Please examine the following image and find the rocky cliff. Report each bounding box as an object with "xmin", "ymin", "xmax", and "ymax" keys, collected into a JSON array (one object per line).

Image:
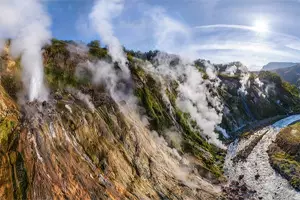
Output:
[{"xmin": 1, "ymin": 39, "xmax": 300, "ymax": 199}]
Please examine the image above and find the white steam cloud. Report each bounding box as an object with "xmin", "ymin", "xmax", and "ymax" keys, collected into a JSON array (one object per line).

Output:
[
  {"xmin": 67, "ymin": 88, "xmax": 95, "ymax": 112},
  {"xmin": 89, "ymin": 0, "xmax": 130, "ymax": 77},
  {"xmin": 148, "ymin": 53, "xmax": 225, "ymax": 148},
  {"xmin": 255, "ymin": 77, "xmax": 264, "ymax": 88},
  {"xmin": 85, "ymin": 0, "xmax": 138, "ymax": 107},
  {"xmin": 76, "ymin": 59, "xmax": 137, "ymax": 109},
  {"xmin": 0, "ymin": 0, "xmax": 51, "ymax": 101},
  {"xmin": 238, "ymin": 73, "xmax": 250, "ymax": 95},
  {"xmin": 85, "ymin": 2, "xmax": 226, "ymax": 148},
  {"xmin": 224, "ymin": 65, "xmax": 237, "ymax": 76}
]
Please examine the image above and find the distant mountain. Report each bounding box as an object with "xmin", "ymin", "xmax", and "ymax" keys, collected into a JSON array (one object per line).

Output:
[
  {"xmin": 272, "ymin": 64, "xmax": 300, "ymax": 87},
  {"xmin": 262, "ymin": 62, "xmax": 298, "ymax": 70}
]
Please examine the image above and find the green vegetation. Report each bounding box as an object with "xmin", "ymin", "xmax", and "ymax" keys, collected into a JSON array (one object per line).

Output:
[
  {"xmin": 127, "ymin": 52, "xmax": 134, "ymax": 63},
  {"xmin": 0, "ymin": 74, "xmax": 22, "ymax": 100},
  {"xmin": 218, "ymin": 73, "xmax": 240, "ymax": 80},
  {"xmin": 0, "ymin": 86, "xmax": 28, "ymax": 199},
  {"xmin": 270, "ymin": 151, "xmax": 300, "ymax": 190},
  {"xmin": 11, "ymin": 152, "xmax": 29, "ymax": 200},
  {"xmin": 87, "ymin": 40, "xmax": 108, "ymax": 59},
  {"xmin": 133, "ymin": 71, "xmax": 173, "ymax": 131},
  {"xmin": 131, "ymin": 64, "xmax": 225, "ymax": 181},
  {"xmin": 44, "ymin": 39, "xmax": 91, "ymax": 89},
  {"xmin": 0, "ymin": 118, "xmax": 16, "ymax": 151},
  {"xmin": 259, "ymin": 71, "xmax": 282, "ymax": 86},
  {"xmin": 46, "ymin": 39, "xmax": 70, "ymax": 58},
  {"xmin": 45, "ymin": 63, "xmax": 89, "ymax": 89},
  {"xmin": 282, "ymin": 81, "xmax": 300, "ymax": 97},
  {"xmin": 268, "ymin": 122, "xmax": 300, "ymax": 191}
]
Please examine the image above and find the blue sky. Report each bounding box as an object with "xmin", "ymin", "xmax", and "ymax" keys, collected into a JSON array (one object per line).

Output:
[{"xmin": 45, "ymin": 0, "xmax": 300, "ymax": 69}]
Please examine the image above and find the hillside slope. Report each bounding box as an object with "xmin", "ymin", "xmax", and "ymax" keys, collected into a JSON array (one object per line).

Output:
[
  {"xmin": 262, "ymin": 62, "xmax": 298, "ymax": 70},
  {"xmin": 270, "ymin": 64, "xmax": 300, "ymax": 88},
  {"xmin": 0, "ymin": 40, "xmax": 300, "ymax": 199}
]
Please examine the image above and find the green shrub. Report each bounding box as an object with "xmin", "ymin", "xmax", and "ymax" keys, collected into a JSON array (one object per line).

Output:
[
  {"xmin": 259, "ymin": 71, "xmax": 282, "ymax": 86},
  {"xmin": 87, "ymin": 40, "xmax": 107, "ymax": 58},
  {"xmin": 282, "ymin": 81, "xmax": 299, "ymax": 97},
  {"xmin": 1, "ymin": 74, "xmax": 22, "ymax": 100}
]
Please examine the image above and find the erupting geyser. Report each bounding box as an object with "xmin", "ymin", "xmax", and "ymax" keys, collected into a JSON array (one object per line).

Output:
[{"xmin": 0, "ymin": 0, "xmax": 51, "ymax": 102}]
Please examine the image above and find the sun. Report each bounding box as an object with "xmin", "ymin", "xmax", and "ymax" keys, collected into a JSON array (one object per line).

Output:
[{"xmin": 253, "ymin": 19, "xmax": 269, "ymax": 33}]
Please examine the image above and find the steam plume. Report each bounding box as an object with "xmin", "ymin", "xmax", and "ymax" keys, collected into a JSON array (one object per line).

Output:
[
  {"xmin": 86, "ymin": 0, "xmax": 138, "ymax": 108},
  {"xmin": 238, "ymin": 73, "xmax": 250, "ymax": 95},
  {"xmin": 149, "ymin": 53, "xmax": 225, "ymax": 148},
  {"xmin": 224, "ymin": 65, "xmax": 237, "ymax": 76},
  {"xmin": 67, "ymin": 88, "xmax": 95, "ymax": 112},
  {"xmin": 255, "ymin": 77, "xmax": 264, "ymax": 87},
  {"xmin": 0, "ymin": 0, "xmax": 51, "ymax": 101},
  {"xmin": 89, "ymin": 0, "xmax": 130, "ymax": 77}
]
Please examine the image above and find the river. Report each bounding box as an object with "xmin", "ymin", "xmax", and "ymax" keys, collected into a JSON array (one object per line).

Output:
[{"xmin": 224, "ymin": 114, "xmax": 300, "ymax": 200}]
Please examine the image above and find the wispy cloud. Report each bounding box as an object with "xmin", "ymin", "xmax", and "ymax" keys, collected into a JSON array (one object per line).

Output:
[
  {"xmin": 74, "ymin": 1, "xmax": 300, "ymax": 70},
  {"xmin": 149, "ymin": 17, "xmax": 300, "ymax": 69}
]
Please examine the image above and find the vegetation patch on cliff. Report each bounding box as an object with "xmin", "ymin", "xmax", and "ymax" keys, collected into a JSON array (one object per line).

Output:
[{"xmin": 268, "ymin": 122, "xmax": 300, "ymax": 191}]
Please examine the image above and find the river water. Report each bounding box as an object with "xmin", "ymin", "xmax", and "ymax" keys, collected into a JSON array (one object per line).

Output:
[{"xmin": 224, "ymin": 115, "xmax": 300, "ymax": 200}]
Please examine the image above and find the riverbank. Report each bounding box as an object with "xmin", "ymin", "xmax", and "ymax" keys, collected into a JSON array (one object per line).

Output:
[
  {"xmin": 224, "ymin": 115, "xmax": 300, "ymax": 200},
  {"xmin": 268, "ymin": 122, "xmax": 300, "ymax": 191}
]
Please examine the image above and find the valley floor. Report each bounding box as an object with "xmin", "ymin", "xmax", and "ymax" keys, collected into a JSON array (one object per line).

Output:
[{"xmin": 224, "ymin": 115, "xmax": 300, "ymax": 200}]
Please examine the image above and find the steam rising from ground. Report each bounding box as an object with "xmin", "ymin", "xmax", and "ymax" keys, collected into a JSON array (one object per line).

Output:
[
  {"xmin": 77, "ymin": 60, "xmax": 136, "ymax": 106},
  {"xmin": 255, "ymin": 77, "xmax": 264, "ymax": 87},
  {"xmin": 125, "ymin": 110, "xmax": 221, "ymax": 195},
  {"xmin": 0, "ymin": 0, "xmax": 51, "ymax": 101},
  {"xmin": 175, "ymin": 64, "xmax": 225, "ymax": 148},
  {"xmin": 86, "ymin": 0, "xmax": 138, "ymax": 107},
  {"xmin": 224, "ymin": 65, "xmax": 237, "ymax": 76},
  {"xmin": 144, "ymin": 53, "xmax": 225, "ymax": 148},
  {"xmin": 67, "ymin": 88, "xmax": 95, "ymax": 112},
  {"xmin": 86, "ymin": 1, "xmax": 225, "ymax": 147},
  {"xmin": 89, "ymin": 0, "xmax": 130, "ymax": 77},
  {"xmin": 238, "ymin": 73, "xmax": 250, "ymax": 95}
]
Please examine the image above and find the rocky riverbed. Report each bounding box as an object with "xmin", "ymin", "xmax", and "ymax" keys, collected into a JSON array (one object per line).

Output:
[{"xmin": 224, "ymin": 115, "xmax": 300, "ymax": 200}]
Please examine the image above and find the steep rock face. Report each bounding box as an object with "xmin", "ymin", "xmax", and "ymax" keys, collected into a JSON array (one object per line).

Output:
[
  {"xmin": 0, "ymin": 41, "xmax": 224, "ymax": 199},
  {"xmin": 215, "ymin": 64, "xmax": 300, "ymax": 134},
  {"xmin": 0, "ymin": 85, "xmax": 27, "ymax": 200},
  {"xmin": 1, "ymin": 90, "xmax": 223, "ymax": 199}
]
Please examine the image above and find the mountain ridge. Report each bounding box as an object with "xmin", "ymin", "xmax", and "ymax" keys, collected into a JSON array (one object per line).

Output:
[{"xmin": 262, "ymin": 62, "xmax": 299, "ymax": 70}]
